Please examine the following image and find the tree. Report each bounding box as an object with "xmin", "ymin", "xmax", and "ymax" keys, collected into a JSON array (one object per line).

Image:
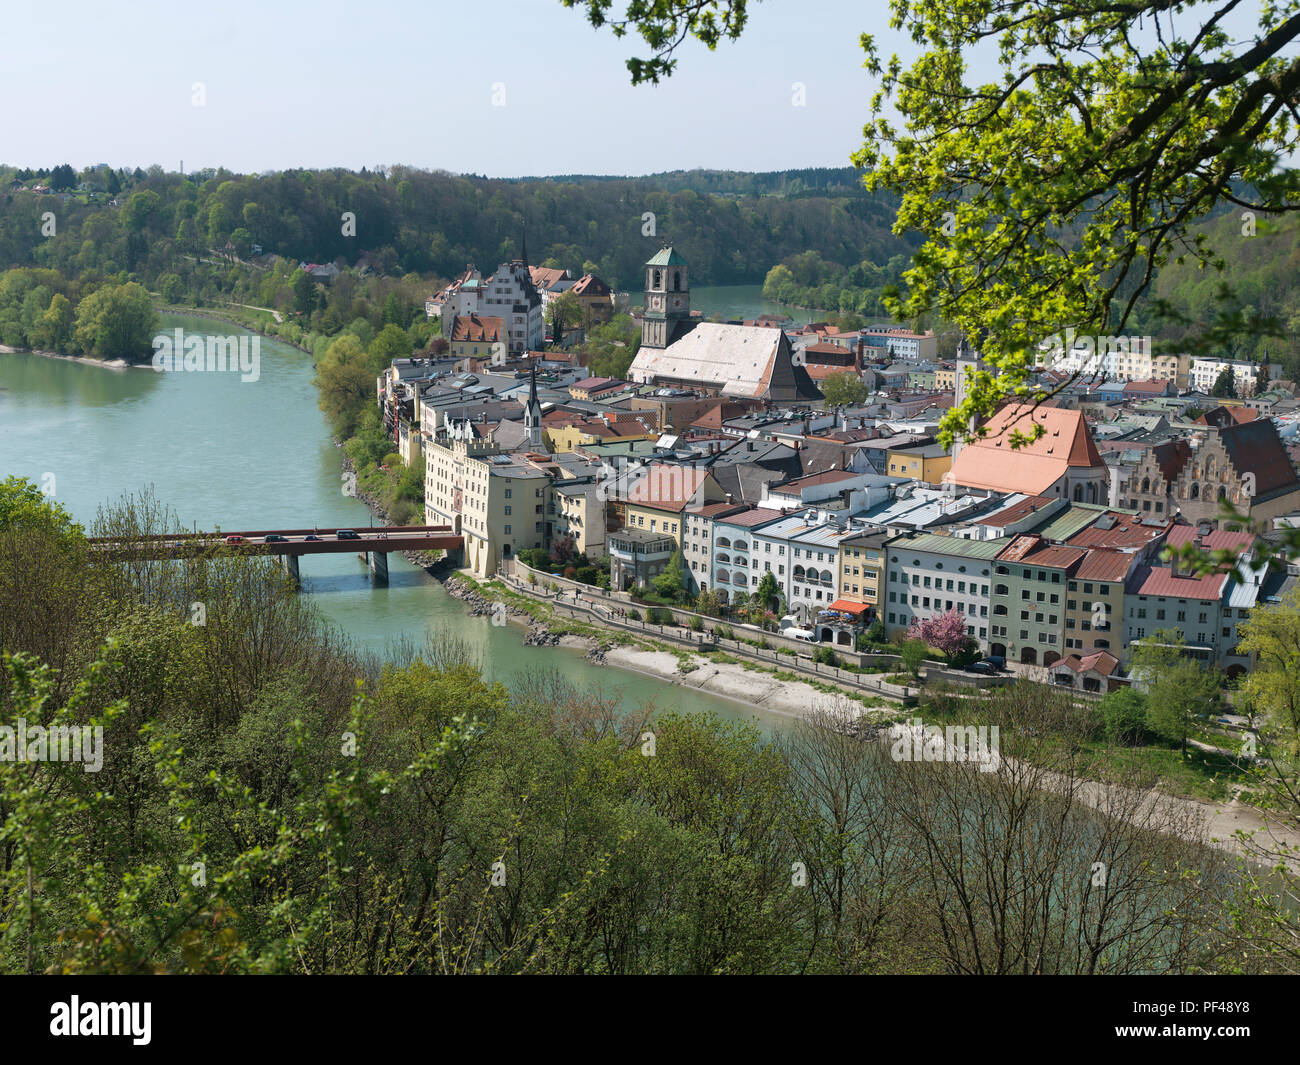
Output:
[
  {"xmin": 1210, "ymin": 367, "xmax": 1236, "ymax": 398},
  {"xmin": 367, "ymin": 323, "xmax": 412, "ymax": 374},
  {"xmin": 1238, "ymin": 588, "xmax": 1300, "ymax": 752},
  {"xmin": 48, "ymin": 163, "xmax": 76, "ymax": 191},
  {"xmin": 900, "ymin": 638, "xmax": 927, "ymax": 679},
  {"xmin": 905, "ymin": 609, "xmax": 974, "ymax": 663},
  {"xmin": 313, "ymin": 334, "xmax": 375, "ymax": 440},
  {"xmin": 1097, "ymin": 688, "xmax": 1149, "ymax": 746},
  {"xmin": 571, "ymin": 0, "xmax": 1300, "ymax": 452},
  {"xmin": 819, "ymin": 371, "xmax": 868, "ymax": 408},
  {"xmin": 290, "ymin": 269, "xmax": 317, "ymax": 315},
  {"xmin": 72, "ymin": 282, "xmax": 157, "ymax": 361},
  {"xmin": 755, "ymin": 571, "xmax": 780, "ymax": 612},
  {"xmin": 545, "ymin": 290, "xmax": 582, "ymax": 343},
  {"xmin": 38, "ymin": 293, "xmax": 75, "ymax": 353},
  {"xmin": 1131, "ymin": 629, "xmax": 1221, "ymax": 757},
  {"xmin": 651, "ymin": 547, "xmax": 685, "ymax": 601}
]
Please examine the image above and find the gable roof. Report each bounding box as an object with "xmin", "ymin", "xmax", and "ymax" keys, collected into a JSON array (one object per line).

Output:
[{"xmin": 948, "ymin": 403, "xmax": 1105, "ymax": 495}]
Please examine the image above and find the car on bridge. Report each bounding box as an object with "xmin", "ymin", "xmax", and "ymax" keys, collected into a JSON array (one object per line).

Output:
[
  {"xmin": 264, "ymin": 534, "xmax": 289, "ymax": 543},
  {"xmin": 336, "ymin": 529, "xmax": 361, "ymax": 540},
  {"xmin": 224, "ymin": 535, "xmax": 247, "ymax": 545},
  {"xmin": 303, "ymin": 534, "xmax": 322, "ymax": 541}
]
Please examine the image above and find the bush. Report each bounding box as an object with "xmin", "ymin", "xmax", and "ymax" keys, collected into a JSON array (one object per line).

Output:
[
  {"xmin": 813, "ymin": 646, "xmax": 839, "ymax": 667},
  {"xmin": 628, "ymin": 608, "xmax": 642, "ymax": 621},
  {"xmin": 1098, "ymin": 687, "xmax": 1149, "ymax": 745},
  {"xmin": 901, "ymin": 638, "xmax": 928, "ymax": 678},
  {"xmin": 689, "ymin": 615, "xmax": 703, "ymax": 632},
  {"xmin": 575, "ymin": 565, "xmax": 599, "ymax": 585},
  {"xmin": 518, "ymin": 547, "xmax": 549, "ymax": 570}
]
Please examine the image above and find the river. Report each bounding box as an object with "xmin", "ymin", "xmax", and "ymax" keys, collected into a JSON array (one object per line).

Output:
[{"xmin": 0, "ymin": 311, "xmax": 793, "ymax": 729}]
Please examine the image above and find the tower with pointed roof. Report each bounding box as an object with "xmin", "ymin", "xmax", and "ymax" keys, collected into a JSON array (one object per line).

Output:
[
  {"xmin": 642, "ymin": 245, "xmax": 690, "ymax": 349},
  {"xmin": 524, "ymin": 359, "xmax": 543, "ymax": 449}
]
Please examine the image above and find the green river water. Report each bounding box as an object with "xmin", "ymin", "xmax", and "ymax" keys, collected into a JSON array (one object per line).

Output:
[{"xmin": 0, "ymin": 311, "xmax": 790, "ymax": 730}]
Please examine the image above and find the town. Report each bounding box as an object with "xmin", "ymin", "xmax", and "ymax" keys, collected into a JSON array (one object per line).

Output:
[{"xmin": 374, "ymin": 241, "xmax": 1300, "ymax": 695}]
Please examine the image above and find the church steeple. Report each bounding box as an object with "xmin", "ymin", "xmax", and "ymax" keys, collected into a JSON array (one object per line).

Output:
[
  {"xmin": 524, "ymin": 358, "xmax": 542, "ymax": 448},
  {"xmin": 641, "ymin": 245, "xmax": 689, "ymax": 349}
]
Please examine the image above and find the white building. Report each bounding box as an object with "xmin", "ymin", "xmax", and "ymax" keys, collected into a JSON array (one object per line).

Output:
[
  {"xmin": 883, "ymin": 532, "xmax": 1005, "ymax": 649},
  {"xmin": 1189, "ymin": 357, "xmax": 1277, "ymax": 396}
]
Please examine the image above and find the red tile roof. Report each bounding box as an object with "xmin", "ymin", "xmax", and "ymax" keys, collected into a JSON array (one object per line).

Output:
[
  {"xmin": 1054, "ymin": 650, "xmax": 1119, "ymax": 676},
  {"xmin": 1130, "ymin": 565, "xmax": 1227, "ymax": 599},
  {"xmin": 450, "ymin": 314, "xmax": 503, "ymax": 343},
  {"xmin": 1164, "ymin": 525, "xmax": 1256, "ymax": 554},
  {"xmin": 949, "ymin": 403, "xmax": 1105, "ymax": 495},
  {"xmin": 1073, "ymin": 548, "xmax": 1134, "ymax": 583},
  {"xmin": 1068, "ymin": 512, "xmax": 1172, "ymax": 549}
]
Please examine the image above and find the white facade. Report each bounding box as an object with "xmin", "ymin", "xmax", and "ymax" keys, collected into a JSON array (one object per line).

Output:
[
  {"xmin": 884, "ymin": 539, "xmax": 997, "ymax": 649},
  {"xmin": 1189, "ymin": 357, "xmax": 1273, "ymax": 395}
]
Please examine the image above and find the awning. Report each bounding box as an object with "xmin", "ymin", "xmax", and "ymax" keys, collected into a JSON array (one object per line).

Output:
[{"xmin": 827, "ymin": 600, "xmax": 870, "ymax": 617}]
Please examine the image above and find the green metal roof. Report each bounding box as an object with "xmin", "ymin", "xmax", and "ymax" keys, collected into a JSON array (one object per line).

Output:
[
  {"xmin": 887, "ymin": 533, "xmax": 1012, "ymax": 559},
  {"xmin": 645, "ymin": 246, "xmax": 687, "ymax": 267},
  {"xmin": 1030, "ymin": 502, "xmax": 1135, "ymax": 541}
]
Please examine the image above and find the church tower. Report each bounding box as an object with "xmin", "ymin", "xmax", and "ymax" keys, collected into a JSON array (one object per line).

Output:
[
  {"xmin": 524, "ymin": 359, "xmax": 543, "ymax": 449},
  {"xmin": 952, "ymin": 336, "xmax": 984, "ymax": 463},
  {"xmin": 641, "ymin": 245, "xmax": 690, "ymax": 349}
]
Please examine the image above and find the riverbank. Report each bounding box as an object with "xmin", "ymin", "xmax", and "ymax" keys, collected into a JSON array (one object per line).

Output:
[
  {"xmin": 0, "ymin": 343, "xmax": 138, "ymax": 370},
  {"xmin": 153, "ymin": 303, "xmax": 314, "ymax": 353}
]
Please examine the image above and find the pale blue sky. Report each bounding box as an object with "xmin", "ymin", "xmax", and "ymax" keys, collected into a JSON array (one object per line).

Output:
[
  {"xmin": 2, "ymin": 2, "xmax": 1275, "ymax": 178},
  {"xmin": 2, "ymin": 0, "xmax": 902, "ymax": 176}
]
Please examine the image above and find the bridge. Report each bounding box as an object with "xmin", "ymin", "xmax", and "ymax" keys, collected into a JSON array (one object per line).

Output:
[{"xmin": 88, "ymin": 524, "xmax": 465, "ymax": 585}]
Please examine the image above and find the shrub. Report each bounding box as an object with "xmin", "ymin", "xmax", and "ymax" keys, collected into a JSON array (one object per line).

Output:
[
  {"xmin": 628, "ymin": 608, "xmax": 642, "ymax": 621},
  {"xmin": 689, "ymin": 615, "xmax": 703, "ymax": 632},
  {"xmin": 901, "ymin": 638, "xmax": 928, "ymax": 678},
  {"xmin": 1098, "ymin": 687, "xmax": 1149, "ymax": 745}
]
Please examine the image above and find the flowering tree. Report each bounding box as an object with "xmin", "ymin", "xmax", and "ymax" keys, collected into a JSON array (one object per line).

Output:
[{"xmin": 906, "ymin": 609, "xmax": 976, "ymax": 663}]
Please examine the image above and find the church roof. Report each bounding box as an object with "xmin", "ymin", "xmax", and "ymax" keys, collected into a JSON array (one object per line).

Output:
[
  {"xmin": 630, "ymin": 323, "xmax": 797, "ymax": 400},
  {"xmin": 646, "ymin": 246, "xmax": 687, "ymax": 267}
]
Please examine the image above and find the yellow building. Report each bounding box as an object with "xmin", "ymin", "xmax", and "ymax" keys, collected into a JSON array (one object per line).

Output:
[
  {"xmin": 551, "ymin": 480, "xmax": 607, "ymax": 559},
  {"xmin": 934, "ymin": 364, "xmax": 956, "ymax": 390},
  {"xmin": 622, "ymin": 465, "xmax": 725, "ymax": 548},
  {"xmin": 423, "ymin": 415, "xmax": 550, "ymax": 577},
  {"xmin": 448, "ymin": 314, "xmax": 505, "ymax": 360},
  {"xmin": 884, "ymin": 443, "xmax": 952, "ymax": 484},
  {"xmin": 837, "ymin": 530, "xmax": 889, "ymax": 616},
  {"xmin": 546, "ymin": 414, "xmax": 657, "ymax": 454}
]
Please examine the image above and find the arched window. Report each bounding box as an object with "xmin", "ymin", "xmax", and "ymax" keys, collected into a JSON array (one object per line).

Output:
[
  {"xmin": 793, "ymin": 565, "xmax": 805, "ymax": 579},
  {"xmin": 734, "ymin": 540, "xmax": 748, "ymax": 552},
  {"xmin": 1073, "ymin": 484, "xmax": 1083, "ymax": 501},
  {"xmin": 673, "ymin": 270, "xmax": 681, "ymax": 292},
  {"xmin": 1190, "ymin": 483, "xmax": 1200, "ymax": 500},
  {"xmin": 717, "ymin": 570, "xmax": 731, "ymax": 584},
  {"xmin": 716, "ymin": 553, "xmax": 731, "ymax": 565},
  {"xmin": 717, "ymin": 537, "xmax": 731, "ymax": 548},
  {"xmin": 652, "ymin": 269, "xmax": 661, "ymax": 289},
  {"xmin": 1141, "ymin": 477, "xmax": 1150, "ymax": 493}
]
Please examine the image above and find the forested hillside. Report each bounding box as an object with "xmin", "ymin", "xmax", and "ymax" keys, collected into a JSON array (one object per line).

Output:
[{"xmin": 0, "ymin": 163, "xmax": 914, "ymax": 293}]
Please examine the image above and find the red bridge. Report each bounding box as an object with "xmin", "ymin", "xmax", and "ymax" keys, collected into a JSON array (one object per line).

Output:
[{"xmin": 88, "ymin": 524, "xmax": 464, "ymax": 584}]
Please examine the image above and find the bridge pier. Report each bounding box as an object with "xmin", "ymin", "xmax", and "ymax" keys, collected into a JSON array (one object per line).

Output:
[
  {"xmin": 369, "ymin": 550, "xmax": 389, "ymax": 584},
  {"xmin": 281, "ymin": 553, "xmax": 300, "ymax": 588}
]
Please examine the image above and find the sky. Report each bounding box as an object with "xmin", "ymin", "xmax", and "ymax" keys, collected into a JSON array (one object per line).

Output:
[
  {"xmin": 3, "ymin": 2, "xmax": 1276, "ymax": 179},
  {"xmin": 2, "ymin": 0, "xmax": 899, "ymax": 177}
]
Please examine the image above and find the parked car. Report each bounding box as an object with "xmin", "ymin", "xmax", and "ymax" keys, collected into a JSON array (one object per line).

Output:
[
  {"xmin": 966, "ymin": 661, "xmax": 998, "ymax": 676},
  {"xmin": 224, "ymin": 535, "xmax": 247, "ymax": 545},
  {"xmin": 983, "ymin": 655, "xmax": 1006, "ymax": 671},
  {"xmin": 336, "ymin": 529, "xmax": 361, "ymax": 540},
  {"xmin": 264, "ymin": 534, "xmax": 289, "ymax": 543}
]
